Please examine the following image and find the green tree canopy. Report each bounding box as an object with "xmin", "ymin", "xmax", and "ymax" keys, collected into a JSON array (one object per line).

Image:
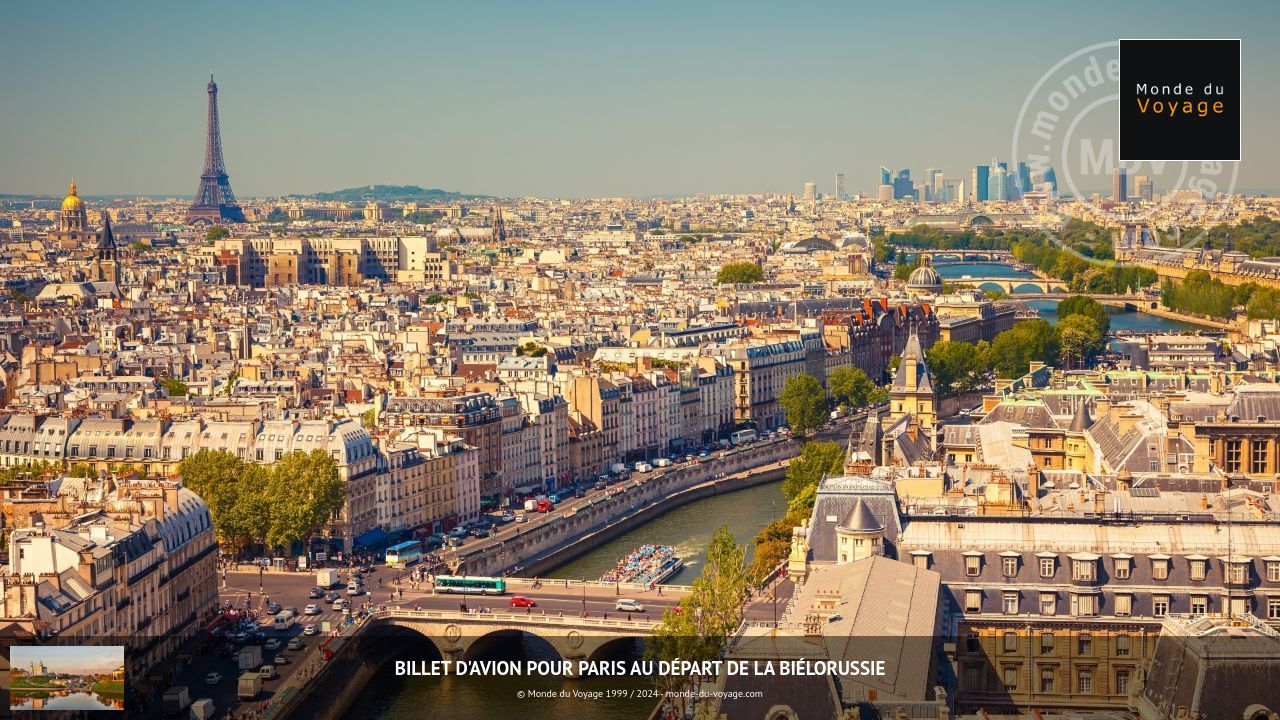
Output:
[
  {"xmin": 990, "ymin": 319, "xmax": 1060, "ymax": 378},
  {"xmin": 781, "ymin": 441, "xmax": 846, "ymax": 515},
  {"xmin": 827, "ymin": 367, "xmax": 882, "ymax": 410},
  {"xmin": 714, "ymin": 262, "xmax": 764, "ymax": 285},
  {"xmin": 1057, "ymin": 314, "xmax": 1105, "ymax": 369},
  {"xmin": 926, "ymin": 340, "xmax": 992, "ymax": 394},
  {"xmin": 205, "ymin": 226, "xmax": 230, "ymax": 243},
  {"xmin": 1057, "ymin": 295, "xmax": 1111, "ymax": 336},
  {"xmin": 178, "ymin": 449, "xmax": 344, "ymax": 551},
  {"xmin": 160, "ymin": 378, "xmax": 189, "ymax": 397},
  {"xmin": 778, "ymin": 373, "xmax": 828, "ymax": 435}
]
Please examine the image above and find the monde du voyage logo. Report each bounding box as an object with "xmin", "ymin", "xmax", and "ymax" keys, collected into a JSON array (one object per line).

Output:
[{"xmin": 1120, "ymin": 39, "xmax": 1241, "ymax": 162}]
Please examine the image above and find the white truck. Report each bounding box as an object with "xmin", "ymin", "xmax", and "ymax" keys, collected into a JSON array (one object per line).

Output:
[
  {"xmin": 523, "ymin": 498, "xmax": 537, "ymax": 512},
  {"xmin": 237, "ymin": 646, "xmax": 263, "ymax": 672},
  {"xmin": 655, "ymin": 458, "xmax": 671, "ymax": 468},
  {"xmin": 317, "ymin": 568, "xmax": 340, "ymax": 588},
  {"xmin": 163, "ymin": 686, "xmax": 191, "ymax": 716},
  {"xmin": 188, "ymin": 698, "xmax": 215, "ymax": 720},
  {"xmin": 237, "ymin": 672, "xmax": 262, "ymax": 700},
  {"xmin": 610, "ymin": 462, "xmax": 627, "ymax": 474}
]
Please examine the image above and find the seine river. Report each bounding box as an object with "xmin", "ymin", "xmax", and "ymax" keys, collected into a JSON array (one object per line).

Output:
[
  {"xmin": 934, "ymin": 262, "xmax": 1213, "ymax": 333},
  {"xmin": 344, "ymin": 480, "xmax": 785, "ymax": 720}
]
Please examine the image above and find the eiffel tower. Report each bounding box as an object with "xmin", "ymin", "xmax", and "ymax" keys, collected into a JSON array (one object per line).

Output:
[{"xmin": 185, "ymin": 72, "xmax": 246, "ymax": 225}]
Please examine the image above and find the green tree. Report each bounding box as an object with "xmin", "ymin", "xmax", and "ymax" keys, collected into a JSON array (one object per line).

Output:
[
  {"xmin": 361, "ymin": 409, "xmax": 376, "ymax": 429},
  {"xmin": 749, "ymin": 509, "xmax": 808, "ymax": 581},
  {"xmin": 425, "ymin": 294, "xmax": 444, "ymax": 305},
  {"xmin": 264, "ymin": 450, "xmax": 345, "ymax": 548},
  {"xmin": 1057, "ymin": 314, "xmax": 1104, "ymax": 369},
  {"xmin": 69, "ymin": 463, "xmax": 95, "ymax": 478},
  {"xmin": 714, "ymin": 262, "xmax": 764, "ymax": 285},
  {"xmin": 778, "ymin": 373, "xmax": 828, "ymax": 435},
  {"xmin": 179, "ymin": 450, "xmax": 254, "ymax": 548},
  {"xmin": 647, "ymin": 526, "xmax": 750, "ymax": 709},
  {"xmin": 160, "ymin": 378, "xmax": 189, "ymax": 397},
  {"xmin": 781, "ymin": 441, "xmax": 845, "ymax": 514},
  {"xmin": 205, "ymin": 226, "xmax": 230, "ymax": 243},
  {"xmin": 827, "ymin": 367, "xmax": 878, "ymax": 410},
  {"xmin": 926, "ymin": 341, "xmax": 992, "ymax": 394},
  {"xmin": 990, "ymin": 320, "xmax": 1060, "ymax": 378},
  {"xmin": 1057, "ymin": 295, "xmax": 1111, "ymax": 336}
]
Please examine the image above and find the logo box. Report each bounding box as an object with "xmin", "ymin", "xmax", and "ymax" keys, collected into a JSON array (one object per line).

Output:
[{"xmin": 1119, "ymin": 39, "xmax": 1241, "ymax": 162}]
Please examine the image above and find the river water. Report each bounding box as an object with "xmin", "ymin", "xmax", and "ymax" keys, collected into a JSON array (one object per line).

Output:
[
  {"xmin": 344, "ymin": 480, "xmax": 785, "ymax": 720},
  {"xmin": 931, "ymin": 261, "xmax": 1213, "ymax": 332}
]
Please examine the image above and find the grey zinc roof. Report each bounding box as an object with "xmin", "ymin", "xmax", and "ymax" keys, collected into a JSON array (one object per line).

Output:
[
  {"xmin": 840, "ymin": 497, "xmax": 883, "ymax": 532},
  {"xmin": 890, "ymin": 331, "xmax": 933, "ymax": 395},
  {"xmin": 807, "ymin": 475, "xmax": 902, "ymax": 562}
]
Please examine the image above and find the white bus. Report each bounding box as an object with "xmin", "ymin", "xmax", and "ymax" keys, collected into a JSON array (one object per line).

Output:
[{"xmin": 730, "ymin": 429, "xmax": 758, "ymax": 445}]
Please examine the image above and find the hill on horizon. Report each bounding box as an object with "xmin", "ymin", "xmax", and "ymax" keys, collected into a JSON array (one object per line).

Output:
[{"xmin": 298, "ymin": 185, "xmax": 490, "ymax": 203}]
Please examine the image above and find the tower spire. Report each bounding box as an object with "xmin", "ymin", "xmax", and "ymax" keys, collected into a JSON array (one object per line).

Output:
[{"xmin": 185, "ymin": 73, "xmax": 246, "ymax": 225}]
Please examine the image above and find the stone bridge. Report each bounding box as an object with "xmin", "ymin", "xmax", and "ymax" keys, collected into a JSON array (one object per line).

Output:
[
  {"xmin": 948, "ymin": 277, "xmax": 1070, "ymax": 294},
  {"xmin": 356, "ymin": 609, "xmax": 657, "ymax": 677},
  {"xmin": 891, "ymin": 247, "xmax": 1014, "ymax": 262}
]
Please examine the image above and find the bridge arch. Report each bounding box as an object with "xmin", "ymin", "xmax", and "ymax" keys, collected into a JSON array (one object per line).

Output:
[
  {"xmin": 586, "ymin": 636, "xmax": 645, "ymax": 664},
  {"xmin": 1012, "ymin": 282, "xmax": 1046, "ymax": 294},
  {"xmin": 978, "ymin": 281, "xmax": 1009, "ymax": 294},
  {"xmin": 464, "ymin": 628, "xmax": 564, "ymax": 663},
  {"xmin": 353, "ymin": 622, "xmax": 446, "ymax": 667}
]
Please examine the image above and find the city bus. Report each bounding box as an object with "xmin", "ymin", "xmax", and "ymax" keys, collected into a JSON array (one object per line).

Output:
[
  {"xmin": 730, "ymin": 429, "xmax": 758, "ymax": 445},
  {"xmin": 385, "ymin": 540, "xmax": 423, "ymax": 567},
  {"xmin": 433, "ymin": 576, "xmax": 507, "ymax": 595}
]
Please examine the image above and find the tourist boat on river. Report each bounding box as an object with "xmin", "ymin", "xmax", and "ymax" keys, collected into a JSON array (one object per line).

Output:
[{"xmin": 600, "ymin": 544, "xmax": 683, "ymax": 585}]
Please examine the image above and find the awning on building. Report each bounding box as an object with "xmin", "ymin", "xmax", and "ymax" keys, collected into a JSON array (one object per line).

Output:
[{"xmin": 353, "ymin": 527, "xmax": 388, "ymax": 548}]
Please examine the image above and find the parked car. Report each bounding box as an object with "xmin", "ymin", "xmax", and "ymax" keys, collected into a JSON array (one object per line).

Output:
[
  {"xmin": 205, "ymin": 672, "xmax": 223, "ymax": 686},
  {"xmin": 509, "ymin": 595, "xmax": 537, "ymax": 608},
  {"xmin": 615, "ymin": 599, "xmax": 644, "ymax": 612}
]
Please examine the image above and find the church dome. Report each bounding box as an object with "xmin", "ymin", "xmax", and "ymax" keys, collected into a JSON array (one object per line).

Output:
[
  {"xmin": 61, "ymin": 180, "xmax": 83, "ymax": 210},
  {"xmin": 907, "ymin": 263, "xmax": 942, "ymax": 289}
]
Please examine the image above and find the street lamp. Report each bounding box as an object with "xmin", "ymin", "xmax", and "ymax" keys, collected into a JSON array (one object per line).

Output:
[{"xmin": 581, "ymin": 577, "xmax": 586, "ymax": 616}]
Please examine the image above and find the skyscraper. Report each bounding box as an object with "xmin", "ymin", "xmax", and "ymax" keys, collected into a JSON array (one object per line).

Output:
[
  {"xmin": 835, "ymin": 173, "xmax": 845, "ymax": 201},
  {"xmin": 892, "ymin": 169, "xmax": 914, "ymax": 200},
  {"xmin": 988, "ymin": 165, "xmax": 1008, "ymax": 202},
  {"xmin": 1112, "ymin": 167, "xmax": 1127, "ymax": 202},
  {"xmin": 971, "ymin": 165, "xmax": 990, "ymax": 202},
  {"xmin": 880, "ymin": 166, "xmax": 892, "ymax": 187},
  {"xmin": 1017, "ymin": 162, "xmax": 1031, "ymax": 198},
  {"xmin": 1135, "ymin": 175, "xmax": 1154, "ymax": 201},
  {"xmin": 1043, "ymin": 166, "xmax": 1058, "ymax": 193},
  {"xmin": 803, "ymin": 182, "xmax": 817, "ymax": 203}
]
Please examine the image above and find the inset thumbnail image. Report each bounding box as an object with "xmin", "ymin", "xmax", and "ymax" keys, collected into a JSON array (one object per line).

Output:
[{"xmin": 9, "ymin": 645, "xmax": 125, "ymax": 711}]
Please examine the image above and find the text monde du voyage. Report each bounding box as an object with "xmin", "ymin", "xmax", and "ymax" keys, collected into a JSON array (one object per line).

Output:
[{"xmin": 394, "ymin": 659, "xmax": 888, "ymax": 677}]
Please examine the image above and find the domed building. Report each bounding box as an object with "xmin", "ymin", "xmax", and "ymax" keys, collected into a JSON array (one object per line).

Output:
[
  {"xmin": 905, "ymin": 254, "xmax": 942, "ymax": 297},
  {"xmin": 48, "ymin": 179, "xmax": 98, "ymax": 250}
]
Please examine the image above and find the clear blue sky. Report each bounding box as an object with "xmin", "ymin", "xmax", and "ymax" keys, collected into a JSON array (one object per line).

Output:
[{"xmin": 1, "ymin": 0, "xmax": 1276, "ymax": 198}]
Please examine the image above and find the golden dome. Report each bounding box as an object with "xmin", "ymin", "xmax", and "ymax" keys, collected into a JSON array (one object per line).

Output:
[{"xmin": 61, "ymin": 179, "xmax": 83, "ymax": 210}]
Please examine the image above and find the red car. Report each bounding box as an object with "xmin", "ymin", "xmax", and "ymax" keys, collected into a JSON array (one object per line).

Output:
[{"xmin": 509, "ymin": 595, "xmax": 537, "ymax": 608}]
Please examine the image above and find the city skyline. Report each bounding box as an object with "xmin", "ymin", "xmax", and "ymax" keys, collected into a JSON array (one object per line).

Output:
[{"xmin": 1, "ymin": 0, "xmax": 1277, "ymax": 199}]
